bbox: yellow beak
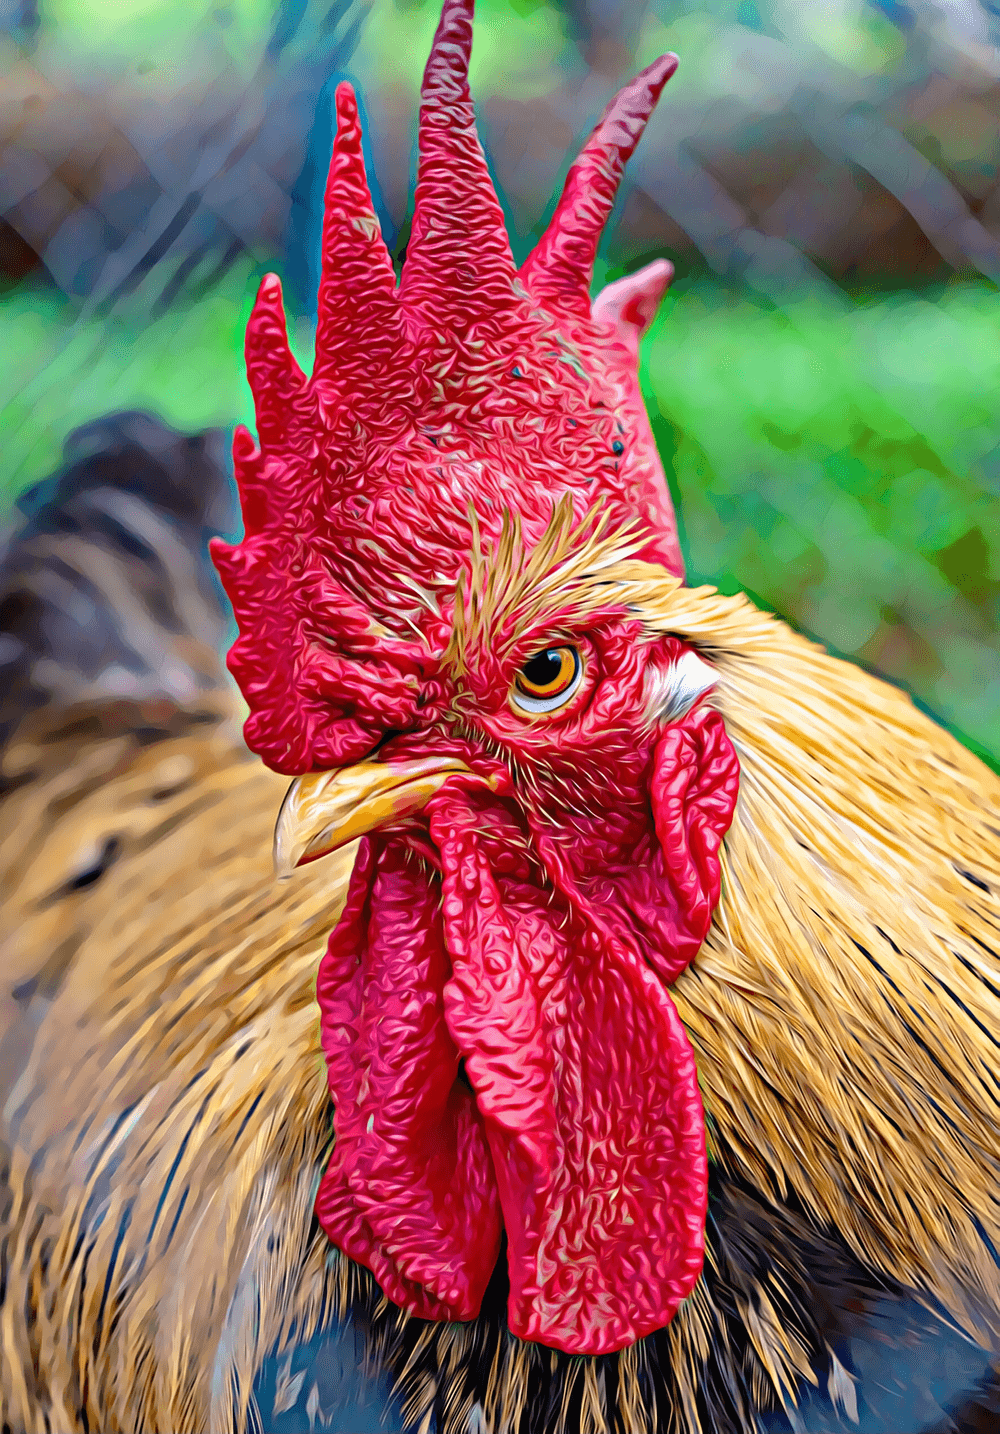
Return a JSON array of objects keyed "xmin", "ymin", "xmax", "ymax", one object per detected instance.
[{"xmin": 273, "ymin": 756, "xmax": 480, "ymax": 878}]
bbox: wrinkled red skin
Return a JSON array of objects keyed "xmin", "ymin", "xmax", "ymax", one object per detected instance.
[
  {"xmin": 314, "ymin": 622, "xmax": 740, "ymax": 1354},
  {"xmin": 213, "ymin": 0, "xmax": 743, "ymax": 1356},
  {"xmin": 212, "ymin": 18, "xmax": 681, "ymax": 779}
]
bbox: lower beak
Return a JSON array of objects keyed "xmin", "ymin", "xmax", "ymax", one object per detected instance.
[{"xmin": 273, "ymin": 756, "xmax": 477, "ymax": 878}]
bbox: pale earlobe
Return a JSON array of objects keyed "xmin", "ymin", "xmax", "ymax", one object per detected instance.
[{"xmin": 592, "ymin": 258, "xmax": 675, "ymax": 337}]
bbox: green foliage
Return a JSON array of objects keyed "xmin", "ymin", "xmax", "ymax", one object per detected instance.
[
  {"xmin": 0, "ymin": 269, "xmax": 261, "ymax": 502},
  {"xmin": 35, "ymin": 0, "xmax": 277, "ymax": 82},
  {"xmin": 642, "ymin": 277, "xmax": 1000, "ymax": 766},
  {"xmin": 358, "ymin": 0, "xmax": 571, "ymax": 99}
]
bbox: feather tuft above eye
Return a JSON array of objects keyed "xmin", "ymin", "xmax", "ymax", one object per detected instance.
[{"xmin": 645, "ymin": 649, "xmax": 718, "ymax": 726}]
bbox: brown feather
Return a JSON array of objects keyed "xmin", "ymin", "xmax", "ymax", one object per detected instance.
[{"xmin": 1, "ymin": 564, "xmax": 999, "ymax": 1434}]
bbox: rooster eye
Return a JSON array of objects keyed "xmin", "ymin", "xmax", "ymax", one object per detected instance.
[{"xmin": 511, "ymin": 646, "xmax": 583, "ymax": 714}]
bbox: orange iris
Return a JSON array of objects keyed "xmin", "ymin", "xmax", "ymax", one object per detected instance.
[{"xmin": 515, "ymin": 646, "xmax": 578, "ymax": 699}]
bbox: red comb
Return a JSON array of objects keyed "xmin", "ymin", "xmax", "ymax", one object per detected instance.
[
  {"xmin": 521, "ymin": 53, "xmax": 678, "ymax": 317},
  {"xmin": 213, "ymin": 0, "xmax": 682, "ymax": 775}
]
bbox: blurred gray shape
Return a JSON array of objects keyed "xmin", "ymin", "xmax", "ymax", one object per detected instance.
[
  {"xmin": 0, "ymin": 411, "xmax": 236, "ymax": 756},
  {"xmin": 0, "ymin": 0, "xmax": 370, "ymax": 315},
  {"xmin": 0, "ymin": 0, "xmax": 35, "ymax": 40},
  {"xmin": 792, "ymin": 88, "xmax": 1000, "ymax": 282},
  {"xmin": 1, "ymin": 145, "xmax": 47, "ymax": 209},
  {"xmin": 561, "ymin": 0, "xmax": 655, "ymax": 68},
  {"xmin": 629, "ymin": 138, "xmax": 854, "ymax": 307}
]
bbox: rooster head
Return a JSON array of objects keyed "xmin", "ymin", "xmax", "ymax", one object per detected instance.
[{"xmin": 212, "ymin": 0, "xmax": 740, "ymax": 1357}]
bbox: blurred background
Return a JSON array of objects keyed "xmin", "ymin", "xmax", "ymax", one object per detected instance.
[{"xmin": 0, "ymin": 0, "xmax": 998, "ymax": 766}]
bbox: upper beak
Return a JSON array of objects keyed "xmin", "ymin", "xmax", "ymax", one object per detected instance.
[{"xmin": 273, "ymin": 756, "xmax": 481, "ymax": 877}]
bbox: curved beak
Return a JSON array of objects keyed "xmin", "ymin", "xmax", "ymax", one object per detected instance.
[{"xmin": 273, "ymin": 756, "xmax": 478, "ymax": 878}]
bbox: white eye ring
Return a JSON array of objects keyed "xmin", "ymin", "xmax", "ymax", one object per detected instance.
[{"xmin": 510, "ymin": 647, "xmax": 584, "ymax": 714}]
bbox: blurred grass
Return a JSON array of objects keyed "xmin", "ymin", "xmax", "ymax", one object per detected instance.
[
  {"xmin": 642, "ymin": 275, "xmax": 1000, "ymax": 767},
  {"xmin": 0, "ymin": 268, "xmax": 259, "ymax": 494},
  {"xmin": 2, "ymin": 268, "xmax": 997, "ymax": 768}
]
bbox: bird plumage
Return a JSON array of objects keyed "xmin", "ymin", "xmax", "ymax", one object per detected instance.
[
  {"xmin": 2, "ymin": 491, "xmax": 999, "ymax": 1430},
  {"xmin": 3, "ymin": 0, "xmax": 1000, "ymax": 1425}
]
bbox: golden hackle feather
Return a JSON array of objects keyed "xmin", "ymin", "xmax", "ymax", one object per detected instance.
[
  {"xmin": 1, "ymin": 536, "xmax": 999, "ymax": 1433},
  {"xmin": 656, "ymin": 581, "xmax": 1000, "ymax": 1342},
  {"xmin": 0, "ymin": 703, "xmax": 356, "ymax": 1434}
]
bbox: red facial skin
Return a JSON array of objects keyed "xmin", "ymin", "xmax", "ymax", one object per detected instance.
[
  {"xmin": 312, "ymin": 617, "xmax": 739, "ymax": 1355},
  {"xmin": 212, "ymin": 0, "xmax": 741, "ymax": 1357}
]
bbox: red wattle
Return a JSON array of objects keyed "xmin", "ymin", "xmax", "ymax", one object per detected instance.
[
  {"xmin": 313, "ymin": 795, "xmax": 714, "ymax": 1354},
  {"xmin": 314, "ymin": 837, "xmax": 502, "ymax": 1320},
  {"xmin": 430, "ymin": 792, "xmax": 707, "ymax": 1355}
]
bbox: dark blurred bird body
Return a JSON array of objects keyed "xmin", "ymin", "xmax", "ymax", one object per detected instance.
[{"xmin": 3, "ymin": 2, "xmax": 1000, "ymax": 1430}]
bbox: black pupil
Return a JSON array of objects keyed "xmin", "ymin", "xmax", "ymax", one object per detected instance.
[{"xmin": 523, "ymin": 649, "xmax": 565, "ymax": 686}]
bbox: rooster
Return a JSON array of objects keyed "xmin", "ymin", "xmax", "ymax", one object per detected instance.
[{"xmin": 2, "ymin": 2, "xmax": 1000, "ymax": 1432}]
